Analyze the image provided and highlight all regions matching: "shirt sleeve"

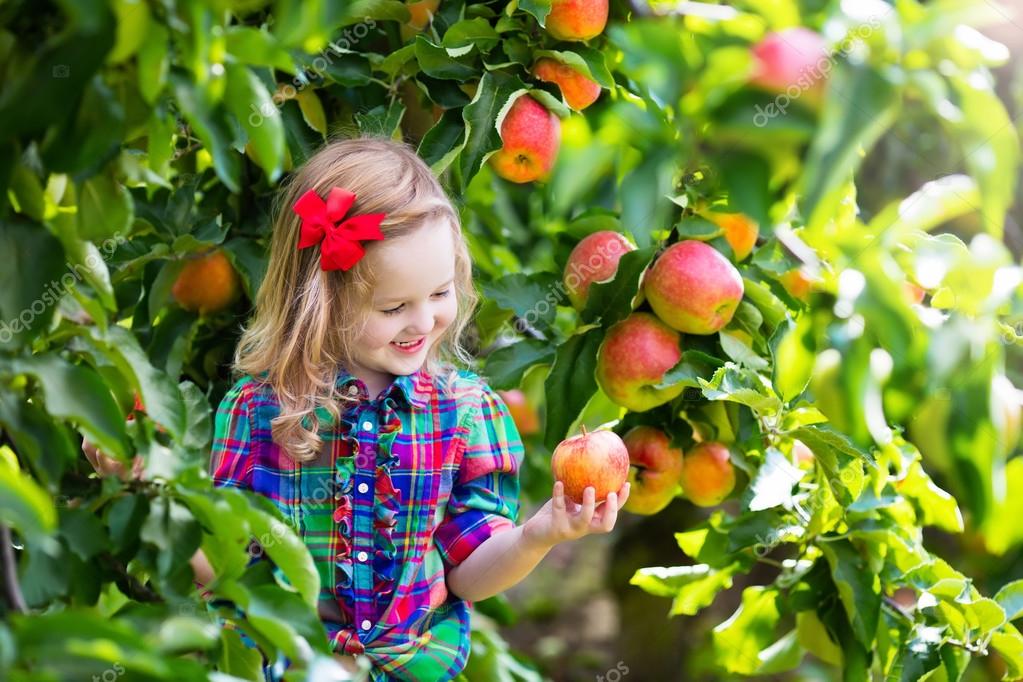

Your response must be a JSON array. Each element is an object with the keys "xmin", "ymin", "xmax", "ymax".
[
  {"xmin": 209, "ymin": 378, "xmax": 254, "ymax": 490},
  {"xmin": 434, "ymin": 382, "xmax": 524, "ymax": 572}
]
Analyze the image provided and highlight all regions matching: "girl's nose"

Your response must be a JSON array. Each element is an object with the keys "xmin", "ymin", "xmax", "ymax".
[{"xmin": 407, "ymin": 305, "xmax": 434, "ymax": 335}]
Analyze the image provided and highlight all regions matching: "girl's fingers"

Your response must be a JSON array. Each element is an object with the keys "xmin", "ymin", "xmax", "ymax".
[
  {"xmin": 617, "ymin": 482, "xmax": 631, "ymax": 509},
  {"xmin": 575, "ymin": 486, "xmax": 596, "ymax": 529},
  {"xmin": 552, "ymin": 481, "xmax": 567, "ymax": 515},
  {"xmin": 598, "ymin": 492, "xmax": 619, "ymax": 532}
]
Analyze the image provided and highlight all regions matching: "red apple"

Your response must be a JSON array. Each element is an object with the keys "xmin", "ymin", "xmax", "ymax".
[
  {"xmin": 779, "ymin": 267, "xmax": 814, "ymax": 301},
  {"xmin": 750, "ymin": 28, "xmax": 829, "ymax": 97},
  {"xmin": 622, "ymin": 426, "xmax": 684, "ymax": 515},
  {"xmin": 545, "ymin": 0, "xmax": 608, "ymax": 42},
  {"xmin": 644, "ymin": 240, "xmax": 744, "ymax": 335},
  {"xmin": 596, "ymin": 312, "xmax": 685, "ymax": 412},
  {"xmin": 498, "ymin": 389, "xmax": 540, "ymax": 437},
  {"xmin": 563, "ymin": 231, "xmax": 636, "ymax": 310},
  {"xmin": 533, "ymin": 58, "xmax": 602, "ymax": 111},
  {"xmin": 681, "ymin": 441, "xmax": 735, "ymax": 507},
  {"xmin": 551, "ymin": 426, "xmax": 630, "ymax": 504},
  {"xmin": 489, "ymin": 95, "xmax": 561, "ymax": 183}
]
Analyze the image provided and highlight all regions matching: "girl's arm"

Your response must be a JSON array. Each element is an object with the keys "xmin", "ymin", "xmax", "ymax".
[{"xmin": 446, "ymin": 481, "xmax": 629, "ymax": 602}]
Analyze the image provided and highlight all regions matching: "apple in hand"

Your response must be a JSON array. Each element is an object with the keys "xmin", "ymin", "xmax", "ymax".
[
  {"xmin": 489, "ymin": 95, "xmax": 561, "ymax": 183},
  {"xmin": 681, "ymin": 441, "xmax": 735, "ymax": 507},
  {"xmin": 563, "ymin": 231, "xmax": 636, "ymax": 310},
  {"xmin": 551, "ymin": 426, "xmax": 629, "ymax": 504},
  {"xmin": 596, "ymin": 312, "xmax": 685, "ymax": 412},
  {"xmin": 622, "ymin": 426, "xmax": 684, "ymax": 515},
  {"xmin": 644, "ymin": 240, "xmax": 744, "ymax": 335}
]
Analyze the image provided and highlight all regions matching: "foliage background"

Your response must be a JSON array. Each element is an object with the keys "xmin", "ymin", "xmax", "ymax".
[{"xmin": 2, "ymin": 0, "xmax": 1023, "ymax": 680}]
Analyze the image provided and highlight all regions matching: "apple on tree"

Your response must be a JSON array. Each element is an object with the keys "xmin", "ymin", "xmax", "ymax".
[
  {"xmin": 700, "ymin": 210, "xmax": 759, "ymax": 261},
  {"xmin": 172, "ymin": 249, "xmax": 242, "ymax": 315},
  {"xmin": 595, "ymin": 312, "xmax": 685, "ymax": 412},
  {"xmin": 550, "ymin": 426, "xmax": 630, "ymax": 504},
  {"xmin": 489, "ymin": 95, "xmax": 561, "ymax": 184},
  {"xmin": 681, "ymin": 441, "xmax": 735, "ymax": 507},
  {"xmin": 750, "ymin": 27, "xmax": 830, "ymax": 99},
  {"xmin": 643, "ymin": 240, "xmax": 744, "ymax": 335},
  {"xmin": 532, "ymin": 58, "xmax": 602, "ymax": 111},
  {"xmin": 622, "ymin": 426, "xmax": 684, "ymax": 515},
  {"xmin": 563, "ymin": 230, "xmax": 636, "ymax": 310},
  {"xmin": 544, "ymin": 0, "xmax": 608, "ymax": 42}
]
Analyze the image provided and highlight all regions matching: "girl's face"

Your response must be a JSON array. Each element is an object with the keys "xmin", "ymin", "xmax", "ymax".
[{"xmin": 349, "ymin": 218, "xmax": 459, "ymax": 396}]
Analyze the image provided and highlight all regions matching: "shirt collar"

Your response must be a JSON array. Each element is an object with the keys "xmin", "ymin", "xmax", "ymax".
[{"xmin": 334, "ymin": 366, "xmax": 432, "ymax": 409}]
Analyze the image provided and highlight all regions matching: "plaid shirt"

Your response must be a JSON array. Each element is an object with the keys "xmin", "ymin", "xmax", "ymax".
[{"xmin": 209, "ymin": 366, "xmax": 524, "ymax": 681}]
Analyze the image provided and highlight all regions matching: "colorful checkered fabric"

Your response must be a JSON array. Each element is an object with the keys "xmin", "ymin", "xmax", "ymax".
[{"xmin": 209, "ymin": 365, "xmax": 523, "ymax": 681}]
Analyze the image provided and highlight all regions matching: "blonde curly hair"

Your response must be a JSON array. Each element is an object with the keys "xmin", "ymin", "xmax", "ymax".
[{"xmin": 233, "ymin": 137, "xmax": 478, "ymax": 461}]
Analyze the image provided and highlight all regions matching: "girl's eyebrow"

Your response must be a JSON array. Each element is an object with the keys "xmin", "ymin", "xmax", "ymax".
[{"xmin": 375, "ymin": 276, "xmax": 455, "ymax": 306}]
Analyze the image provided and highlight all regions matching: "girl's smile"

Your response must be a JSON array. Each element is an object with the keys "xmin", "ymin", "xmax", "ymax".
[{"xmin": 389, "ymin": 337, "xmax": 426, "ymax": 353}]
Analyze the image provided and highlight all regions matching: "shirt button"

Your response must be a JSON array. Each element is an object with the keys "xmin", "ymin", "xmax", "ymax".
[
  {"xmin": 357, "ymin": 550, "xmax": 369, "ymax": 562},
  {"xmin": 362, "ymin": 421, "xmax": 373, "ymax": 432},
  {"xmin": 348, "ymin": 385, "xmax": 359, "ymax": 396},
  {"xmin": 357, "ymin": 482, "xmax": 369, "ymax": 494},
  {"xmin": 361, "ymin": 619, "xmax": 372, "ymax": 631},
  {"xmin": 334, "ymin": 490, "xmax": 342, "ymax": 500}
]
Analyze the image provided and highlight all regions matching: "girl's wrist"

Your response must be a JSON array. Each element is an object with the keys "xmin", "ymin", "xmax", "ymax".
[{"xmin": 520, "ymin": 516, "xmax": 558, "ymax": 553}]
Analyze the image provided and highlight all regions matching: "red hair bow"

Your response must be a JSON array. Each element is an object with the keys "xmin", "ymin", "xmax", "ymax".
[{"xmin": 293, "ymin": 187, "xmax": 386, "ymax": 271}]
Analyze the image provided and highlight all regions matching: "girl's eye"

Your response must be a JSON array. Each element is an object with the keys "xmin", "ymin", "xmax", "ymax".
[{"xmin": 380, "ymin": 290, "xmax": 449, "ymax": 315}]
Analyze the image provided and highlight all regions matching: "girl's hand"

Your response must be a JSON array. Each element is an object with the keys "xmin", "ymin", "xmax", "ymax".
[
  {"xmin": 81, "ymin": 438, "xmax": 144, "ymax": 482},
  {"xmin": 521, "ymin": 480, "xmax": 631, "ymax": 550}
]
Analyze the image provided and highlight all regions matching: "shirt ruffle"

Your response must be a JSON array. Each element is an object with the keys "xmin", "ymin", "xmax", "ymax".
[{"xmin": 331, "ymin": 390, "xmax": 404, "ymax": 645}]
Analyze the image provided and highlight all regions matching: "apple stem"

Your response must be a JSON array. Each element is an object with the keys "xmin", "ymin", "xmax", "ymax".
[{"xmin": 581, "ymin": 424, "xmax": 588, "ymax": 436}]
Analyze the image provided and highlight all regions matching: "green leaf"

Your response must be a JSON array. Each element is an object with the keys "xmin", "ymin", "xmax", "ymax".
[
  {"xmin": 459, "ymin": 71, "xmax": 525, "ymax": 190},
  {"xmin": 243, "ymin": 500, "xmax": 320, "ymax": 608},
  {"xmin": 770, "ymin": 315, "xmax": 816, "ymax": 403},
  {"xmin": 137, "ymin": 22, "xmax": 168, "ymax": 104},
  {"xmin": 820, "ymin": 539, "xmax": 881, "ymax": 648},
  {"xmin": 0, "ymin": 391, "xmax": 77, "ymax": 487},
  {"xmin": 0, "ymin": 445, "xmax": 56, "ymax": 537},
  {"xmin": 990, "ymin": 624, "xmax": 1023, "ymax": 680},
  {"xmin": 700, "ymin": 363, "xmax": 782, "ymax": 415},
  {"xmin": 533, "ymin": 47, "xmax": 613, "ymax": 89},
  {"xmin": 225, "ymin": 64, "xmax": 286, "ymax": 183},
  {"xmin": 418, "ymin": 108, "xmax": 466, "ymax": 174},
  {"xmin": 9, "ymin": 354, "xmax": 130, "ymax": 461},
  {"xmin": 442, "ymin": 18, "xmax": 499, "ymax": 52},
  {"xmin": 894, "ymin": 624, "xmax": 943, "ymax": 682},
  {"xmin": 581, "ymin": 245, "xmax": 655, "ymax": 327},
  {"xmin": 170, "ymin": 73, "xmax": 241, "ymax": 194},
  {"xmin": 484, "ymin": 340, "xmax": 556, "ymax": 391},
  {"xmin": 790, "ymin": 425, "xmax": 871, "ymax": 505},
  {"xmin": 481, "ymin": 273, "xmax": 561, "ymax": 331},
  {"xmin": 620, "ymin": 147, "xmax": 675, "ymax": 248},
  {"xmin": 0, "ymin": 217, "xmax": 68, "ymax": 346},
  {"xmin": 630, "ymin": 563, "xmax": 735, "ymax": 616},
  {"xmin": 799, "ymin": 63, "xmax": 899, "ymax": 230},
  {"xmin": 225, "ymin": 26, "xmax": 297, "ymax": 74},
  {"xmin": 712, "ymin": 586, "xmax": 786, "ymax": 674},
  {"xmin": 946, "ymin": 74, "xmax": 1019, "ymax": 237},
  {"xmin": 995, "ymin": 580, "xmax": 1023, "ymax": 622},
  {"xmin": 415, "ymin": 35, "xmax": 478, "ymax": 81},
  {"xmin": 519, "ymin": 0, "xmax": 553, "ymax": 25},
  {"xmin": 543, "ymin": 328, "xmax": 603, "ymax": 450},
  {"xmin": 867, "ymin": 175, "xmax": 981, "ymax": 236},
  {"xmin": 896, "ymin": 461, "xmax": 964, "ymax": 533}
]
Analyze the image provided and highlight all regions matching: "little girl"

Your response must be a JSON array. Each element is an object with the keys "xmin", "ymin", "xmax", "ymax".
[{"xmin": 86, "ymin": 137, "xmax": 629, "ymax": 681}]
